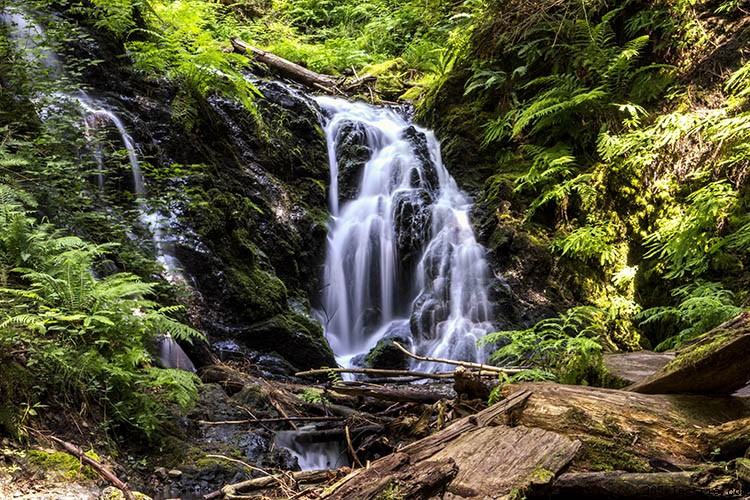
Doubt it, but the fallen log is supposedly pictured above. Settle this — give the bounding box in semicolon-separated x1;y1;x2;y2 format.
321;389;584;498
629;312;750;395
321;453;458;500
501;382;750;470
329;382;445;404
230;37;340;92
695;416;750;459
546;470;743;499
604;351;675;385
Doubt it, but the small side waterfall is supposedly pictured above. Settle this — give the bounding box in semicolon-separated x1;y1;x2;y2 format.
317;97;494;369
2;7;193;372
275;428;348;471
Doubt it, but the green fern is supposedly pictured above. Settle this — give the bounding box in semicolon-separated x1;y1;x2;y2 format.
637;281;743;351
480;306;607;385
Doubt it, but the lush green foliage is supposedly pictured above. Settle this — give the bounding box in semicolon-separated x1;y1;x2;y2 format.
449;0;750;380
481;307;607;385
0;181;202;439
637;281;742;351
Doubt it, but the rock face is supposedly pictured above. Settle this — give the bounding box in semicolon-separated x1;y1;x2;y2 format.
63;27;336;370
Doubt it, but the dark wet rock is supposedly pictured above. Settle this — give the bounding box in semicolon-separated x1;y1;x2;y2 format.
393;188;433;276
245;351;299;379
236;311;336;371
334;121;371;201
365;322;412;371
401;126;439;194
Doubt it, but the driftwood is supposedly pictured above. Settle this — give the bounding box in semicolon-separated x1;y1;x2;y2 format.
501;382;750;469
48;436;135;500
546;470;743;499
629;312;750;395
393;341;526;374
329;382;446;404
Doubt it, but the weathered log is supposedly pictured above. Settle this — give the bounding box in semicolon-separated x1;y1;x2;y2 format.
501;382;750;470
230;37;340;91
329;382;445;404
695;416;750;459
321;453;457;500
604;351;675;385
432;425;581;498
546;470;743;499
629;312;750;395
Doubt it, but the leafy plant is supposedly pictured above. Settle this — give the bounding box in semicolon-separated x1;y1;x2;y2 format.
637;281;743;351
0;183;203;439
480;306;607;385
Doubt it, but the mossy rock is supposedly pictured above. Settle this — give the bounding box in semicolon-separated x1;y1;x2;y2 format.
365;336;410;371
237;311;335;370
26;449;99;481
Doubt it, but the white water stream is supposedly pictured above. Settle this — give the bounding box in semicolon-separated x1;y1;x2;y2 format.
2;7;193;371
317;97;494;371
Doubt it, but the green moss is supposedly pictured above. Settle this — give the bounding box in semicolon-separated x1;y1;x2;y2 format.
666;327;745;370
530;466;555;483
578;437;649;472
26;450;99;480
228;266;288;322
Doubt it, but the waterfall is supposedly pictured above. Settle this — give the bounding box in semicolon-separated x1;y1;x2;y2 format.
317;97;494;370
275;428;348;471
2;7;193;371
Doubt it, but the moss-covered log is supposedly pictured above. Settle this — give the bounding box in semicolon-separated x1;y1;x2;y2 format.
501;382;750;470
545;470;743;499
629;312;750;395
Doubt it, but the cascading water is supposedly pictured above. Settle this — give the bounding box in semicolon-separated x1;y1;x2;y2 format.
275;427;348;471
317;97;494;370
2;7;193;371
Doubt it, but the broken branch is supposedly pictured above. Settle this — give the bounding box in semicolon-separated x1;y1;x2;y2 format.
392;342;526;374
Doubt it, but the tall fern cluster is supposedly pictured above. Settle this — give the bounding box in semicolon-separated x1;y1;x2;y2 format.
0;174;202;440
425;0;750;375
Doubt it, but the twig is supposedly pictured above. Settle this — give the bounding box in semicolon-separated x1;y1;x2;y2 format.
267;392;298;430
392;342;526;374
345;425;364;469
47;436;134;500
